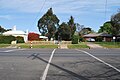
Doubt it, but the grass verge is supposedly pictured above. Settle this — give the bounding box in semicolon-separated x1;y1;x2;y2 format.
67;42;89;49
0;44;11;48
17;44;58;48
95;42;120;48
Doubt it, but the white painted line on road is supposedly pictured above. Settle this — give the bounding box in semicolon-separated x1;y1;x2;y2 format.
76;49;120;73
41;49;56;80
3;49;25;52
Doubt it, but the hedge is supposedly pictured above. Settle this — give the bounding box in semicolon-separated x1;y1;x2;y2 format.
16;36;24;43
72;35;79;44
0;35;15;44
0;35;24;44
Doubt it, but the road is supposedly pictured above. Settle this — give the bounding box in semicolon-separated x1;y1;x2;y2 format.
0;48;120;80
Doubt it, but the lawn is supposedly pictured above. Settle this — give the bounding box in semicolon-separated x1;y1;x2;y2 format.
95;42;120;48
17;44;58;48
0;42;89;49
67;42;89;49
0;44;11;48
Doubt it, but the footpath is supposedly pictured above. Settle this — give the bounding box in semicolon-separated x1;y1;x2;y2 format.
59;44;68;49
59;42;104;49
86;42;104;49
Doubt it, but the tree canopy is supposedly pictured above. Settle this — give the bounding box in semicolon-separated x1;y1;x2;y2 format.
98;21;112;34
37;8;59;40
98;10;120;36
68;16;76;38
58;22;71;41
111;11;120;35
79;27;93;35
37;9;78;41
55;16;76;41
0;26;7;34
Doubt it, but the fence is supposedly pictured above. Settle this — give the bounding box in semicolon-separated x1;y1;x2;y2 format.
26;41;71;44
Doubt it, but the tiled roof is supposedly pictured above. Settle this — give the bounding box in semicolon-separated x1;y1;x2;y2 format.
83;33;99;37
83;32;112;37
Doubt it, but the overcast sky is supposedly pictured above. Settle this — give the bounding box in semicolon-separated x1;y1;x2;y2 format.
0;0;120;33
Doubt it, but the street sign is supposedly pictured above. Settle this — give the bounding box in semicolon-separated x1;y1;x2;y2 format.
113;36;116;40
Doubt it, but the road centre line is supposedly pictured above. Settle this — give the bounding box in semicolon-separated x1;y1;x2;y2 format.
76;49;120;73
41;49;56;80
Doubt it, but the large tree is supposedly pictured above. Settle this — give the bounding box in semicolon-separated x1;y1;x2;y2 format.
67;16;76;38
58;22;71;41
37;8;59;40
111;11;120;35
98;21;112;34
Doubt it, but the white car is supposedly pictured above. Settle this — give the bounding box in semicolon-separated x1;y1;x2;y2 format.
88;38;95;42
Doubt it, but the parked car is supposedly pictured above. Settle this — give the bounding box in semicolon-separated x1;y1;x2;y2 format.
88;38;95;42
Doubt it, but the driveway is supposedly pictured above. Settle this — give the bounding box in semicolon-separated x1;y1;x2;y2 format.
86;42;104;49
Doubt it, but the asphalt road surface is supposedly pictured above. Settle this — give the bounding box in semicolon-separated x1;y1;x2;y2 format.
0;48;120;80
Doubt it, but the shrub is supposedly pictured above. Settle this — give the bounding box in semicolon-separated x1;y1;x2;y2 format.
0;35;15;44
72;35;79;44
16;36;24;43
96;36;103;42
79;36;85;42
28;32;40;41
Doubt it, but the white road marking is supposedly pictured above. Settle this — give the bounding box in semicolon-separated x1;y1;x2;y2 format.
3;49;25;52
41;49;56;80
76;49;120;73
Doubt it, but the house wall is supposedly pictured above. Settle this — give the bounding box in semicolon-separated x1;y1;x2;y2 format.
104;37;112;42
84;37;112;42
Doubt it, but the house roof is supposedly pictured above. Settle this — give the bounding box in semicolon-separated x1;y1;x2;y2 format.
98;33;112;37
83;33;99;37
3;26;27;36
83;32;112;37
3;30;26;35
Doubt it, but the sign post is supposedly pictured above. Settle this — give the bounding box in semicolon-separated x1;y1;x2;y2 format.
113;36;116;45
30;41;33;48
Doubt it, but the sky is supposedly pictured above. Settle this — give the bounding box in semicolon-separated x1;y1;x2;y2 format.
0;0;120;33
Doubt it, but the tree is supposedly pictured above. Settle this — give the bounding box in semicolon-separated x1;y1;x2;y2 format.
72;35;79;44
0;26;6;34
16;36;24;43
67;16;76;38
58;22;71;41
79;27;92;35
98;21;112;34
76;23;84;32
111;11;120;35
37;8;59;40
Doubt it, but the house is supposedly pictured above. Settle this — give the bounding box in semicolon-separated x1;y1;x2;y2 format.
83;32;112;42
3;26;28;42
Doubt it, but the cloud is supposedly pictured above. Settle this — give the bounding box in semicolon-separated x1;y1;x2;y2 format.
0;15;12;20
0;0;120;14
0;0;44;13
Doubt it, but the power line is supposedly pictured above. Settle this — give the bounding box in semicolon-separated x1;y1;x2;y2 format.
31;0;47;31
105;0;107;21
35;0;47;21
